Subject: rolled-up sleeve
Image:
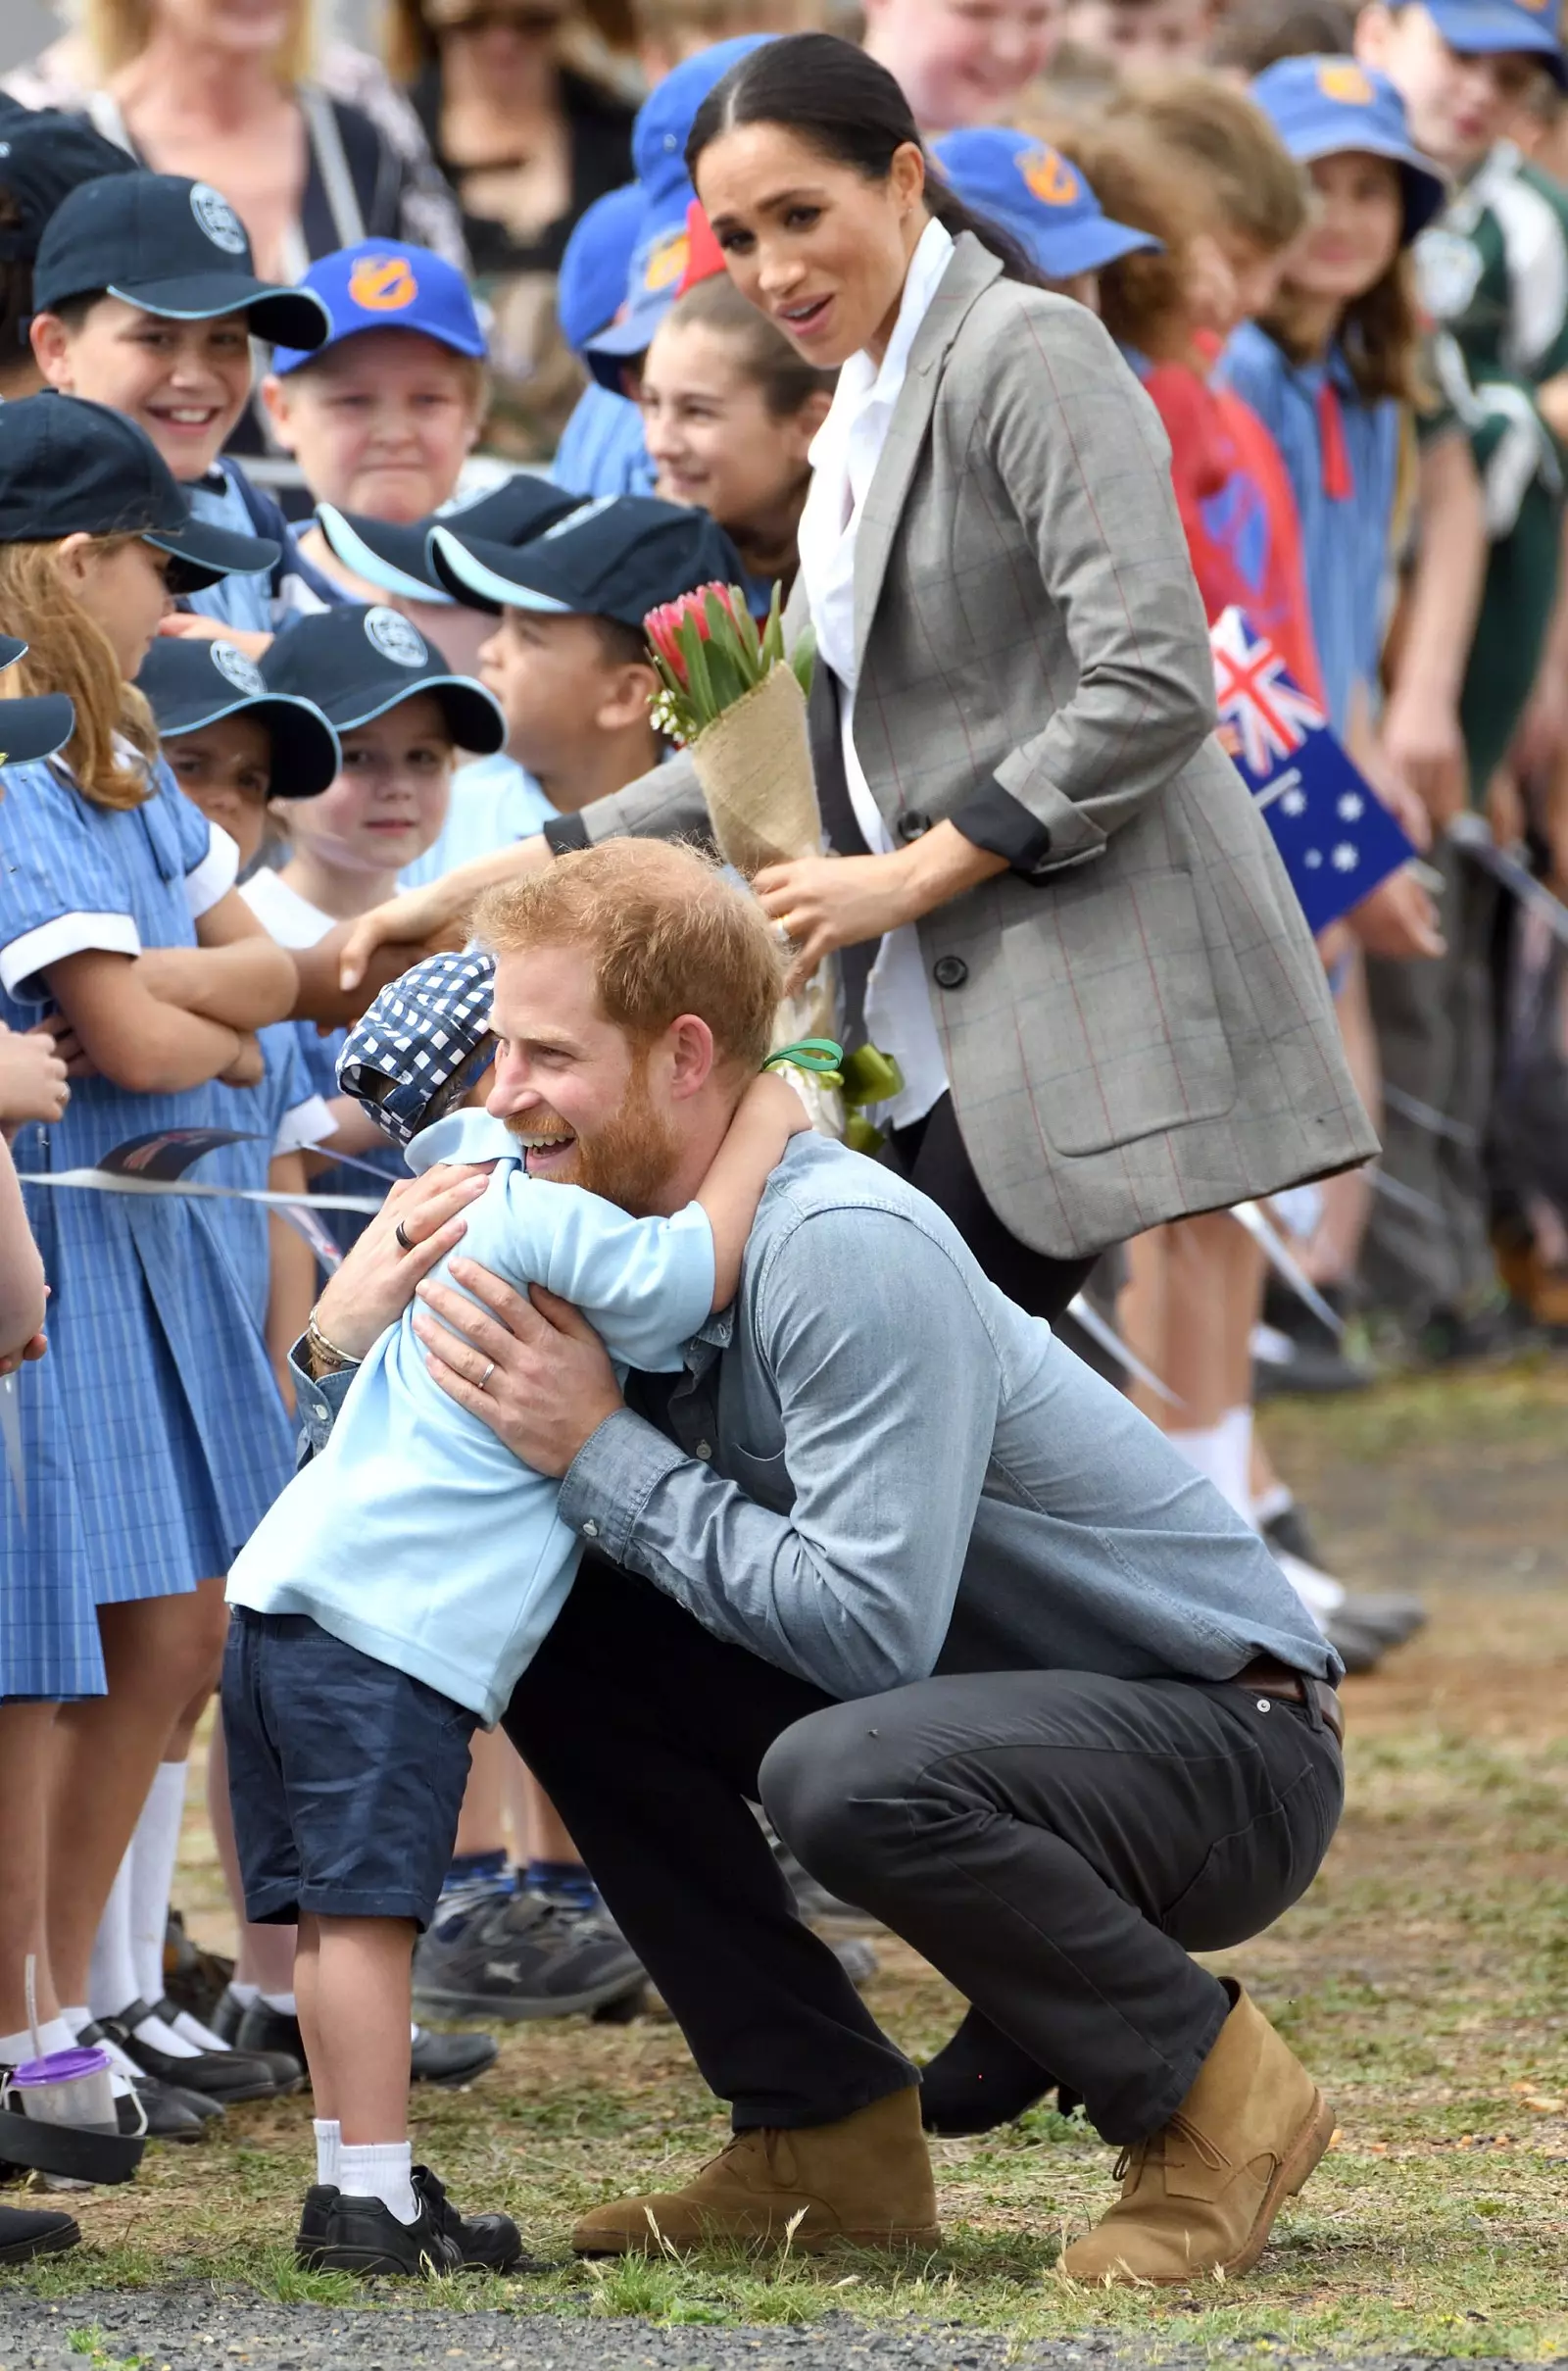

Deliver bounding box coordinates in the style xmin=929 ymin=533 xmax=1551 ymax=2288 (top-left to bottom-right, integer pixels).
xmin=558 ymin=1208 xmax=1002 ymax=1700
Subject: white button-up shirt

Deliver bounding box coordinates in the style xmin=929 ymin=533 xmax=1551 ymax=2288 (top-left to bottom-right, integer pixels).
xmin=795 ymin=218 xmax=955 ymax=1133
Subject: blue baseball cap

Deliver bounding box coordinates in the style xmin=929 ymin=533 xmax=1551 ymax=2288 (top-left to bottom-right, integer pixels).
xmin=429 ymin=491 xmax=743 ymax=628
xmin=558 ymin=182 xmax=644 ymax=353
xmin=0 ymin=636 xmax=75 ymax=766
xmin=315 ymin=473 xmax=584 ymax=602
xmin=33 ymin=171 xmax=329 ymax=350
xmin=270 ymin=239 xmax=488 ymax=376
xmin=585 ymin=35 xmax=774 ymax=390
xmin=1250 ymin=58 xmax=1452 ymax=231
xmin=932 ymin=129 xmax=1161 ymax=280
xmin=1422 ymin=0 xmax=1565 ymax=81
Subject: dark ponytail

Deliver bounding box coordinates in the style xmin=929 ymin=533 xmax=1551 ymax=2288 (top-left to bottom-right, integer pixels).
xmin=686 ymin=33 xmax=1045 ymax=289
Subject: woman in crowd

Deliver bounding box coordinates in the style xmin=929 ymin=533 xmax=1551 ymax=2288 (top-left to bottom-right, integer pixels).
xmin=4 ymin=0 xmax=465 ymax=286
xmin=386 ymin=0 xmax=637 ymax=457
xmin=636 ymin=271 xmax=836 ymax=596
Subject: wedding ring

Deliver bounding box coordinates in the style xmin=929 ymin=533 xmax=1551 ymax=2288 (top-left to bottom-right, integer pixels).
xmin=479 ymin=1359 xmax=496 ymax=1391
xmin=394 ymin=1219 xmax=415 ymax=1252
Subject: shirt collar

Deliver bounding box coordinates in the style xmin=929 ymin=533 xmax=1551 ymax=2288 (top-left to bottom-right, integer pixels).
xmin=809 ymin=214 xmax=956 ymax=457
xmin=405 ymin=1106 xmax=520 ymax=1173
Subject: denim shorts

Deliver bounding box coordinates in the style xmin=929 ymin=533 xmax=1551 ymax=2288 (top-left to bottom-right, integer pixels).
xmin=221 ymin=1608 xmax=478 ymax=1929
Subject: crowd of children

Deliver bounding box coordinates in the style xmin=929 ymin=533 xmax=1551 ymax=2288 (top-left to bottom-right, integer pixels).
xmin=2 ymin=0 xmax=1567 ymax=2276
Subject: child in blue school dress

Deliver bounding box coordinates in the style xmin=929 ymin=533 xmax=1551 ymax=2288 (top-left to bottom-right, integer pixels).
xmin=0 ymin=393 xmax=304 ymax=2131
xmin=1218 ymin=59 xmax=1447 ymax=759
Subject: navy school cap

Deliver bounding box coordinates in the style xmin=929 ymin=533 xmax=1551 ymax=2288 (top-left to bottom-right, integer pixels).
xmin=429 ymin=493 xmax=744 ymax=627
xmin=314 ymin=472 xmax=584 ymax=603
xmin=0 ymin=634 xmax=75 ymax=766
xmin=0 ymin=111 xmax=138 ymax=268
xmin=261 ymin=604 xmax=507 ymax=753
xmin=0 ymin=394 xmax=278 ymax=591
xmin=136 ymin=635 xmax=341 ymax=798
xmin=337 ymin=947 xmax=498 ymax=1147
xmin=33 ymin=171 xmax=330 ymax=349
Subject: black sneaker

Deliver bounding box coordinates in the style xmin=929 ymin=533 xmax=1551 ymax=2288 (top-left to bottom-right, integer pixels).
xmin=100 ymin=2000 xmax=276 ymax=2102
xmin=294 ymin=2184 xmax=340 ymax=2265
xmin=307 ymin=2188 xmax=464 ymax=2278
xmin=412 ymin=1883 xmax=643 ymax=2022
xmin=412 ymin=2164 xmax=527 ymax=2271
xmin=0 ymin=2203 xmax=80 ymax=2263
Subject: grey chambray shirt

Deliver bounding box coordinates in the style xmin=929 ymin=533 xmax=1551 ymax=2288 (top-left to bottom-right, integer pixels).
xmin=294 ymin=1136 xmax=1339 ymax=1704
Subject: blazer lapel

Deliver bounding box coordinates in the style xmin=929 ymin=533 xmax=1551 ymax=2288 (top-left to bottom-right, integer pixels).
xmin=851 ymin=234 xmax=1004 ymax=675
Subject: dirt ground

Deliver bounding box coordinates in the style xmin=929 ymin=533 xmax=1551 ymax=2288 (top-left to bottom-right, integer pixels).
xmin=4 ymin=1360 xmax=1567 ymax=2362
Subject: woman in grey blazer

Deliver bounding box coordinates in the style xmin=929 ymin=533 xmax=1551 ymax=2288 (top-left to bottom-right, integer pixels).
xmin=342 ymin=34 xmax=1376 ymax=1324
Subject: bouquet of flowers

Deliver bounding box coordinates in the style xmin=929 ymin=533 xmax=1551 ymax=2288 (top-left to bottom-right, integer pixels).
xmin=645 ymin=581 xmax=839 ymax=1130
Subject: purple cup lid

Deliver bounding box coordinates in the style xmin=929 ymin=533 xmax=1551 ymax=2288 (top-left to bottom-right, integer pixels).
xmin=11 ymin=2045 xmax=112 ymax=2085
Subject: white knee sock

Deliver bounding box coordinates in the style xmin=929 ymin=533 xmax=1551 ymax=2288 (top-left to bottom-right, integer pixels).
xmin=128 ymin=1759 xmax=188 ymax=2008
xmin=337 ymin=2140 xmax=417 ymax=2224
xmin=313 ymin=2116 xmax=341 ymax=2187
xmin=88 ymin=1852 xmax=199 ymax=2055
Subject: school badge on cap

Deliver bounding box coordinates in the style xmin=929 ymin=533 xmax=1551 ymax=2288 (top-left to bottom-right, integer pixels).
xmin=209 ymin=640 xmax=266 ymax=695
xmin=1019 ymin=143 xmax=1081 ymax=206
xmin=190 ymin=181 xmax=247 ymax=254
xmin=347 ymin=252 xmax=419 ymax=313
xmin=1316 ymin=61 xmax=1375 ymax=102
xmin=364 ymin=608 xmax=428 ymax=668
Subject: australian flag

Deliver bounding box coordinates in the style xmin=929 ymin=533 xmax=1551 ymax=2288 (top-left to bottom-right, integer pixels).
xmin=1209 ymin=609 xmax=1415 ymax=935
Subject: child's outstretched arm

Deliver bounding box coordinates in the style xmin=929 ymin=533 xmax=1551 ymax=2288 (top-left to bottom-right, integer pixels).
xmin=696 ymin=1071 xmax=809 ymax=1311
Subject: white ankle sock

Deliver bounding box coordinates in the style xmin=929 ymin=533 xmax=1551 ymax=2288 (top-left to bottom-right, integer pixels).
xmin=62 ymin=2004 xmax=135 ymax=2099
xmin=1217 ymin=1405 xmax=1255 ymax=1523
xmin=128 ymin=1759 xmax=188 ymax=2007
xmin=1251 ymin=1480 xmax=1295 ymax=1529
xmin=0 ymin=2016 xmax=75 ymax=2066
xmin=1166 ymin=1420 xmax=1249 ymax=1521
xmin=338 ymin=2140 xmax=417 ymax=2224
xmin=172 ymin=2008 xmax=229 ymax=2053
xmin=314 ymin=2117 xmax=341 ymax=2187
xmin=260 ymin=1991 xmax=297 ymax=2016
xmin=227 ymin=1981 xmax=260 ymax=2009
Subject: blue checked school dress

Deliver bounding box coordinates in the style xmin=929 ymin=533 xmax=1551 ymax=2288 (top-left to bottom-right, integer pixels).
xmin=0 ymin=754 xmax=296 ymax=1639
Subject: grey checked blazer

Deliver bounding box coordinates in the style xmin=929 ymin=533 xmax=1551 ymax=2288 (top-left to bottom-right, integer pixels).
xmin=566 ymin=234 xmax=1379 ymax=1260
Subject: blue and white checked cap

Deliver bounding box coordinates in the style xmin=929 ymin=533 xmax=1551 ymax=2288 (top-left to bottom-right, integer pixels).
xmin=336 ymin=948 xmax=498 ymax=1147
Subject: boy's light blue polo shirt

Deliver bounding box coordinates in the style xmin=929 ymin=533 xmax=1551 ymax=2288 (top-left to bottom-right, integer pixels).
xmin=226 ymin=1106 xmax=715 ymax=1722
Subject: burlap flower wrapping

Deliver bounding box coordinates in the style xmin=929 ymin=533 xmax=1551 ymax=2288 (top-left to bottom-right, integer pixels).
xmin=689 ymin=667 xmax=843 ymax=1139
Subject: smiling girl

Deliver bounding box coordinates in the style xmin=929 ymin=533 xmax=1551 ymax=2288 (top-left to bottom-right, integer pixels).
xmin=637 ymin=273 xmax=836 ymax=596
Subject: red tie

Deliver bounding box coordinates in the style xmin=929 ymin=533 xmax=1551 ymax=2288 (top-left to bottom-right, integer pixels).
xmin=1316 ymin=380 xmax=1353 ymax=503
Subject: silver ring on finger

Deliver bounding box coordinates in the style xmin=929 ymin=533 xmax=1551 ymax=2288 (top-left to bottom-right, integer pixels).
xmin=394 ymin=1218 xmax=415 ymax=1253
xmin=479 ymin=1359 xmax=496 ymax=1392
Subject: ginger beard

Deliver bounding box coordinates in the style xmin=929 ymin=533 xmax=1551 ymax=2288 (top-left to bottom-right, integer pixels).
xmin=505 ymin=1044 xmax=681 ymax=1216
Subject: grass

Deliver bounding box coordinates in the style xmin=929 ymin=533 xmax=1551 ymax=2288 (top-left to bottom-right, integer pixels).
xmin=5 ymin=1361 xmax=1568 ymax=2356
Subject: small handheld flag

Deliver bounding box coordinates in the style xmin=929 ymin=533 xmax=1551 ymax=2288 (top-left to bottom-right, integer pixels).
xmin=1210 ymin=609 xmax=1415 ymax=935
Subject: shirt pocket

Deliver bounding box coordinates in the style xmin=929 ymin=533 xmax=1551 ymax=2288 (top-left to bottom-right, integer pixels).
xmin=1002 ymin=863 xmax=1238 ymax=1158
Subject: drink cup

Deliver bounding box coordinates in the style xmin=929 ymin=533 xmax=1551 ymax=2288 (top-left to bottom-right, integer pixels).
xmin=6 ymin=2047 xmax=117 ymax=2133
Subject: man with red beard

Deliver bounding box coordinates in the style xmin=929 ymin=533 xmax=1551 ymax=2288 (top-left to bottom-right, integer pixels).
xmin=299 ymin=837 xmax=1347 ymax=2289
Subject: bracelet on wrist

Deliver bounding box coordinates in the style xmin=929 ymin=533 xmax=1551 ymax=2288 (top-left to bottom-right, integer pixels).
xmin=305 ymin=1306 xmax=360 ymax=1377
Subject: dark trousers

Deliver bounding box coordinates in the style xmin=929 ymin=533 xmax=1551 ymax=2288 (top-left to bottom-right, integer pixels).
xmin=888 ymin=1091 xmax=1096 ymax=1324
xmin=503 ymin=1556 xmax=1343 ymax=2146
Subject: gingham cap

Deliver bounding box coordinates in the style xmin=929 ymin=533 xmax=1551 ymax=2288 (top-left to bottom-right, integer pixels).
xmin=336 ymin=948 xmax=498 ymax=1146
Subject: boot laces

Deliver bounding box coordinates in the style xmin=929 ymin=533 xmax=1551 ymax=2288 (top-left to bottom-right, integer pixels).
xmin=1111 ymin=2112 xmax=1228 ymax=2190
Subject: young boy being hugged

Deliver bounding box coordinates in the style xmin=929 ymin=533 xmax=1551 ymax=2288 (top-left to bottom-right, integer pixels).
xmin=29 ymin=171 xmax=341 ymax=643
xmin=224 ymin=901 xmax=808 ymax=2275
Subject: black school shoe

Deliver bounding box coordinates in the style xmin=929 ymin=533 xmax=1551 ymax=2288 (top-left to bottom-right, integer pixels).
xmin=235 ymin=2001 xmax=498 ymax=2090
xmin=150 ymin=1994 xmax=301 ymax=2094
xmin=0 ymin=2203 xmax=80 ymax=2263
xmin=300 ymin=2166 xmax=525 ymax=2277
xmin=99 ymin=1999 xmax=279 ymax=2101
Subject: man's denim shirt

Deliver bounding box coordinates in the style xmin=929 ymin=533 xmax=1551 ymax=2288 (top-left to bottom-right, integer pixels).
xmin=294 ymin=1135 xmax=1340 ymax=1703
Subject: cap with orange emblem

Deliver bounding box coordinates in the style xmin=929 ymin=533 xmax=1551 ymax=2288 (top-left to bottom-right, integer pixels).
xmin=931 ymin=128 xmax=1163 ymax=280
xmin=270 ymin=238 xmax=488 ymax=376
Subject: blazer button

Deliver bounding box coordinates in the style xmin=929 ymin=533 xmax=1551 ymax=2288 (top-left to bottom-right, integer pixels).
xmin=933 ymin=955 xmax=968 ymax=990
xmin=896 ymin=809 xmax=932 ymax=843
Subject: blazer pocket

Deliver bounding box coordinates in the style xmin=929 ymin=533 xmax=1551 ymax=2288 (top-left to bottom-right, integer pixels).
xmin=1003 ymin=864 xmax=1238 ymax=1159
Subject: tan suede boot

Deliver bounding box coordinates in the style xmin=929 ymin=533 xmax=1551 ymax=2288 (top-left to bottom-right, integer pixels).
xmin=1060 ymin=1989 xmax=1334 ymax=2286
xmin=571 ymin=2087 xmax=940 ymax=2256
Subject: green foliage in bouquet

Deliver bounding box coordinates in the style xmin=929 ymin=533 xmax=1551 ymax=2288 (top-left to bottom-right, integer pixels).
xmin=644 ymin=580 xmax=815 ymax=746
